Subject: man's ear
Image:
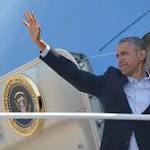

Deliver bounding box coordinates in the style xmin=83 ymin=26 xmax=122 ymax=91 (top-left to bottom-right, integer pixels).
xmin=138 ymin=49 xmax=146 ymax=61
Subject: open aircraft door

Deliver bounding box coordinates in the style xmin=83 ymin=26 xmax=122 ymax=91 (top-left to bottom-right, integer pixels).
xmin=0 ymin=49 xmax=104 ymax=150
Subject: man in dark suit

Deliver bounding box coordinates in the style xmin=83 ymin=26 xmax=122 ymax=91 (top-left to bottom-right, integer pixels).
xmin=22 ymin=11 xmax=150 ymax=150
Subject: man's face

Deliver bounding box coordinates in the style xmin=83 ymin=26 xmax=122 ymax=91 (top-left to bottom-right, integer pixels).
xmin=116 ymin=41 xmax=145 ymax=76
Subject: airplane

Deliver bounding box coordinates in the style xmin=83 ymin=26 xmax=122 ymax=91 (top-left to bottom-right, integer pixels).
xmin=0 ymin=48 xmax=104 ymax=150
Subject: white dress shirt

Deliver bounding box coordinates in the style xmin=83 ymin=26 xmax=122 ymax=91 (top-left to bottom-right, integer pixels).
xmin=40 ymin=44 xmax=50 ymax=57
xmin=41 ymin=45 xmax=150 ymax=150
xmin=124 ymin=75 xmax=150 ymax=150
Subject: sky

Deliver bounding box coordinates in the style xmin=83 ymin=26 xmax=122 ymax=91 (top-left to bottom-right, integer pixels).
xmin=0 ymin=0 xmax=150 ymax=76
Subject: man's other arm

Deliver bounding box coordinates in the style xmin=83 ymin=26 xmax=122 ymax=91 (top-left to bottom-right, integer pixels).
xmin=39 ymin=44 xmax=104 ymax=96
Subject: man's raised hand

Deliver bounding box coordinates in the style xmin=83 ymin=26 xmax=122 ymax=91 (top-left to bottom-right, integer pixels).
xmin=22 ymin=11 xmax=41 ymax=43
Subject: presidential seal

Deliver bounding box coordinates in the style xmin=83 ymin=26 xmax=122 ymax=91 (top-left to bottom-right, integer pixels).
xmin=3 ymin=74 xmax=44 ymax=136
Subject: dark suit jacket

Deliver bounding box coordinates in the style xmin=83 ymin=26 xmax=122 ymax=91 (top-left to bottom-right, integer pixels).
xmin=40 ymin=50 xmax=150 ymax=150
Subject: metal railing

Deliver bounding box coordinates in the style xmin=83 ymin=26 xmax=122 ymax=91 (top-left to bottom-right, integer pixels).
xmin=0 ymin=112 xmax=150 ymax=120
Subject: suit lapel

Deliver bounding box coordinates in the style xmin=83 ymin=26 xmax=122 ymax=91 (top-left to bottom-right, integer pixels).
xmin=117 ymin=73 xmax=132 ymax=113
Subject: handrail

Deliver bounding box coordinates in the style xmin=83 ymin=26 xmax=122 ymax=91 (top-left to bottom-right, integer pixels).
xmin=0 ymin=112 xmax=150 ymax=120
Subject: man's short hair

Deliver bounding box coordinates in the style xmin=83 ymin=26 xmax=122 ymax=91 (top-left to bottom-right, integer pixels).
xmin=119 ymin=36 xmax=146 ymax=51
